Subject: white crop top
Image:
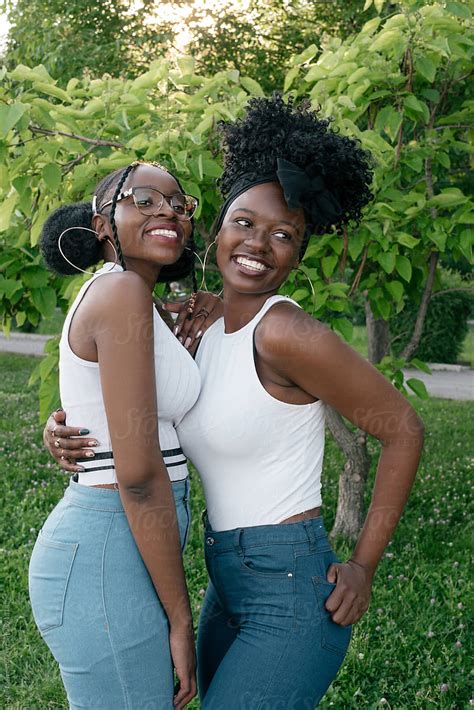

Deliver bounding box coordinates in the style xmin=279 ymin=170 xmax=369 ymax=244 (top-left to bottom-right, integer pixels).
xmin=177 ymin=295 xmax=326 ymax=531
xmin=59 ymin=262 xmax=201 ymax=485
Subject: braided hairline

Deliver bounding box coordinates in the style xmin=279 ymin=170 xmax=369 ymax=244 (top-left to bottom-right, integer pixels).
xmin=98 ymin=162 xmax=198 ymax=289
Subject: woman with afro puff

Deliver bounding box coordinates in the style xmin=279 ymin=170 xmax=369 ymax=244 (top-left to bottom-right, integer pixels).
xmin=44 ymin=95 xmax=424 ymax=708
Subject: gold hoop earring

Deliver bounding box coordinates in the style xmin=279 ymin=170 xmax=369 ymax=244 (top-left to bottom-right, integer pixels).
xmin=292 ymin=264 xmax=316 ymax=315
xmin=201 ymin=239 xmax=223 ymax=296
xmin=58 ymin=227 xmax=119 ymax=275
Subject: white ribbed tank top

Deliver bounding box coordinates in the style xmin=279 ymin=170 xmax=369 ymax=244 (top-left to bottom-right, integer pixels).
xmin=177 ymin=294 xmax=325 ymax=531
xmin=59 ymin=262 xmax=200 ymax=485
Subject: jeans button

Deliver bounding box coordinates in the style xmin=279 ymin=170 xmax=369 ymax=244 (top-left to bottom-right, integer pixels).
xmin=206 ymin=536 xmax=215 ymax=546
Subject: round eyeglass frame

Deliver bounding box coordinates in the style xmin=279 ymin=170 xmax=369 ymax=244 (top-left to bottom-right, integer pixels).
xmin=96 ymin=186 xmax=199 ymax=221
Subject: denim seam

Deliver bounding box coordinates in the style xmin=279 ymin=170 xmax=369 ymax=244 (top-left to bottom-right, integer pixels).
xmin=100 ymin=512 xmax=131 ymax=709
xmin=67 ymin=501 xmax=126 ymax=514
xmin=255 ymin=627 xmax=296 ymax=710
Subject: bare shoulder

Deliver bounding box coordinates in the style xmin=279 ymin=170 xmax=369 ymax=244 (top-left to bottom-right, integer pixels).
xmin=85 ymin=271 xmax=152 ymax=316
xmin=255 ymin=300 xmax=337 ymax=362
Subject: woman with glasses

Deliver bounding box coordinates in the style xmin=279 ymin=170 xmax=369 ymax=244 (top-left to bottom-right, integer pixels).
xmin=28 ymin=160 xmax=214 ymax=709
xmin=40 ymin=95 xmax=424 ymax=708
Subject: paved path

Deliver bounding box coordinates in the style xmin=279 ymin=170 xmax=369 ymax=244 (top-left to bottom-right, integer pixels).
xmin=0 ymin=332 xmax=472 ymax=401
xmin=403 ymin=367 xmax=473 ymax=401
xmin=0 ymin=332 xmax=53 ymax=357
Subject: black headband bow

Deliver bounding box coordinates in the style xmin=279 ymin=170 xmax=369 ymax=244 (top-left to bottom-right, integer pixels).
xmin=214 ymin=158 xmax=342 ymax=235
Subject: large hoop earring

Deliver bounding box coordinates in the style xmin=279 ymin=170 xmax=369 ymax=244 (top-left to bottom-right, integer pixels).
xmin=187 ymin=241 xmax=223 ymax=296
xmin=202 ymin=239 xmax=223 ymax=296
xmin=58 ymin=227 xmax=119 ymax=275
xmin=292 ymin=265 xmax=316 ymax=315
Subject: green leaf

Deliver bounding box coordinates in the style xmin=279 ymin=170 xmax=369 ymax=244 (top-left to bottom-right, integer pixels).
xmin=33 ymin=82 xmax=71 ymax=103
xmin=177 ymin=56 xmax=196 ymax=76
xmin=240 ymin=77 xmax=265 ymax=97
xmin=31 ymin=287 xmax=57 ymax=317
xmin=0 ymin=193 xmax=18 ymax=232
xmin=369 ymin=30 xmax=403 ymax=53
xmin=428 ymin=188 xmax=468 ymax=208
xmin=0 ymin=103 xmax=27 ymax=139
xmin=42 ymin=163 xmax=62 ymax=191
xmin=347 ymin=67 xmax=370 ymax=85
xmin=395 ymin=255 xmax=412 ymax=282
xmin=22 ymin=267 xmax=49 ymax=288
xmin=332 ymin=317 xmax=353 ymax=341
xmin=292 ymin=45 xmax=318 ymax=66
xmin=375 ymin=105 xmax=402 ymax=142
xmin=322 ymin=255 xmax=338 ymax=278
xmin=446 ymin=2 xmax=472 ymax=19
xmin=410 ymin=358 xmax=432 ymax=375
xmin=0 ymin=275 xmax=22 ymax=299
xmin=284 ymin=66 xmax=299 ymax=92
xmin=385 ymin=280 xmax=404 ymax=301
xmin=406 ymin=378 xmax=429 ymax=400
xmin=404 ymin=95 xmax=430 ymax=124
xmin=363 ymin=0 xmax=373 ymax=9
xmin=348 ymin=232 xmax=366 ymax=260
xmin=414 ymin=55 xmax=437 ymax=83
xmin=291 ymin=288 xmax=310 ymax=302
xmin=377 ymin=251 xmax=396 ymax=273
xmin=374 ymin=0 xmax=385 ymax=13
xmin=396 ymin=232 xmax=420 ymax=249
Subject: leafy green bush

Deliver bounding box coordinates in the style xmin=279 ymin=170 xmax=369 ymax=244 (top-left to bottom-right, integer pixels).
xmin=391 ymin=290 xmax=472 ymax=363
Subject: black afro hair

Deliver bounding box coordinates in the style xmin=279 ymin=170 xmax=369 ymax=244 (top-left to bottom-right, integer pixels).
xmin=217 ymin=93 xmax=374 ymax=250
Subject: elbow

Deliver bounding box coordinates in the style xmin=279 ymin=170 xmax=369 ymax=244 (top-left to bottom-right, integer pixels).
xmin=119 ymin=471 xmax=163 ymax=500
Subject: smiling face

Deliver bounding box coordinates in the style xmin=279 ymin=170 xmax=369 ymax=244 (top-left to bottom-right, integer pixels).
xmin=216 ymin=181 xmax=306 ymax=298
xmin=94 ymin=164 xmax=193 ymax=273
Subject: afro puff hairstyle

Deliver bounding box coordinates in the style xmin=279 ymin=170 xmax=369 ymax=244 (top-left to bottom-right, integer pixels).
xmin=40 ymin=163 xmax=197 ymax=288
xmin=217 ymin=93 xmax=374 ymax=257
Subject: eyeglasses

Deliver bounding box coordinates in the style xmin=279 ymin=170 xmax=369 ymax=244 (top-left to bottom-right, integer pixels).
xmin=97 ymin=186 xmax=199 ymax=221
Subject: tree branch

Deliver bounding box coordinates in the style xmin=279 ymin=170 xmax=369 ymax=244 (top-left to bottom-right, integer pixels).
xmin=61 ymin=145 xmax=98 ymax=174
xmin=431 ymin=287 xmax=474 ymax=298
xmin=400 ymin=156 xmax=439 ymax=360
xmin=28 ymin=124 xmax=125 ymax=148
xmin=349 ymin=245 xmax=368 ymax=296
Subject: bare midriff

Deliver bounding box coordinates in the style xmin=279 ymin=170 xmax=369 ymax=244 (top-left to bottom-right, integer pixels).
xmin=280 ymin=506 xmax=321 ymax=524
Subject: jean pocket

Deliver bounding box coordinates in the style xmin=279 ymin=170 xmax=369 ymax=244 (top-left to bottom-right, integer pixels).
xmin=312 ymin=576 xmax=352 ymax=656
xmin=240 ymin=544 xmax=293 ymax=578
xmin=29 ymin=531 xmax=78 ymax=635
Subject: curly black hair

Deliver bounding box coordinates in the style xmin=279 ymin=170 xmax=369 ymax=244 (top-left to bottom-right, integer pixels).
xmin=217 ymin=93 xmax=374 ymax=257
xmin=40 ymin=163 xmax=197 ymax=288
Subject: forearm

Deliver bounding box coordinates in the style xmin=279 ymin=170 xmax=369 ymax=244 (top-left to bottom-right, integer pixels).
xmin=350 ymin=426 xmax=424 ymax=575
xmin=120 ymin=475 xmax=192 ymax=629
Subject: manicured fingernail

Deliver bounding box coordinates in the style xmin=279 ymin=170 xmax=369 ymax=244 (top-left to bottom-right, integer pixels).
xmin=196 ymin=330 xmax=203 ymax=339
xmin=173 ymin=325 xmax=181 ymax=336
xmin=178 ymin=335 xmax=184 ymax=343
xmin=55 ymin=407 xmax=64 ymax=412
xmin=88 ymin=440 xmax=98 ymax=446
xmin=85 ymin=451 xmax=95 ymax=458
xmin=184 ymin=336 xmax=192 ymax=349
xmin=77 ymin=467 xmax=86 ymax=472
xmin=79 ymin=428 xmax=90 ymax=435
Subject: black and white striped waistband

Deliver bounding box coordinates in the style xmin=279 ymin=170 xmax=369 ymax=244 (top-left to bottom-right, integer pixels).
xmin=76 ymin=446 xmax=187 ymax=473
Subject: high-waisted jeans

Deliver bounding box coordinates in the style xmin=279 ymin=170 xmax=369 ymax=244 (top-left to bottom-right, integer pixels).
xmin=28 ymin=477 xmax=191 ymax=710
xmin=197 ymin=514 xmax=351 ymax=709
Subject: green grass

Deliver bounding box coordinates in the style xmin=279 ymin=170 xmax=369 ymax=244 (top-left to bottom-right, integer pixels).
xmin=1 ymin=353 xmax=472 ymax=709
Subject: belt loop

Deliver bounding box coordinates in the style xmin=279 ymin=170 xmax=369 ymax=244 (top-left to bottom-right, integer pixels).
xmin=233 ymin=529 xmax=244 ymax=557
xmin=303 ymin=520 xmax=316 ymax=551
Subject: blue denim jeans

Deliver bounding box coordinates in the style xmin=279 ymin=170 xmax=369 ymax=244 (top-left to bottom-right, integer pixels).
xmin=197 ymin=514 xmax=351 ymax=709
xmin=28 ymin=477 xmax=191 ymax=710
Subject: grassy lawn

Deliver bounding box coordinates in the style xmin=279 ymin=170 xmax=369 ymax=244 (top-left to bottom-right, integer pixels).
xmin=0 ymin=353 xmax=472 ymax=709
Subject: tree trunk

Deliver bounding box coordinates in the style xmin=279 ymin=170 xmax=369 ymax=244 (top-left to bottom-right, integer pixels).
xmin=326 ymin=406 xmax=371 ymax=543
xmin=365 ymin=296 xmax=390 ymax=363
